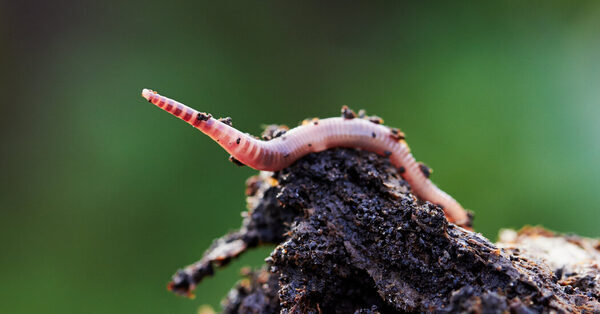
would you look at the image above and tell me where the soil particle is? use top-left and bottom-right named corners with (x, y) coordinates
top-left (390, 128), bottom-right (406, 141)
top-left (196, 112), bottom-right (212, 121)
top-left (218, 117), bottom-right (233, 126)
top-left (367, 116), bottom-right (384, 124)
top-left (418, 162), bottom-right (432, 178)
top-left (341, 106), bottom-right (357, 119)
top-left (228, 155), bottom-right (245, 167)
top-left (261, 125), bottom-right (289, 141)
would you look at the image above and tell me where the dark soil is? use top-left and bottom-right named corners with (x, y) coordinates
top-left (168, 148), bottom-right (600, 313)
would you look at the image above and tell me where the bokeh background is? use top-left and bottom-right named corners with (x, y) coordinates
top-left (2, 1), bottom-right (599, 313)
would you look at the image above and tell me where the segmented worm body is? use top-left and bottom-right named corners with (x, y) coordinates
top-left (141, 89), bottom-right (471, 228)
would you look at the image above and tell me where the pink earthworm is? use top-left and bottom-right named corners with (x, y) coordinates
top-left (141, 89), bottom-right (471, 228)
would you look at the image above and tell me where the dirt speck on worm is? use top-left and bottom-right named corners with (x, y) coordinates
top-left (419, 162), bottom-right (432, 178)
top-left (228, 155), bottom-right (245, 167)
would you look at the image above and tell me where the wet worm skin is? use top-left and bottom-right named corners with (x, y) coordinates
top-left (141, 89), bottom-right (471, 228)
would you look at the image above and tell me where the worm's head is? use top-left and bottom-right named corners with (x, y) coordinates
top-left (141, 88), bottom-right (157, 101)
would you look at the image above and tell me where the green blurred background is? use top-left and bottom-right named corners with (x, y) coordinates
top-left (2, 1), bottom-right (599, 313)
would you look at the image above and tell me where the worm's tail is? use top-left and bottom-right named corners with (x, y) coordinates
top-left (141, 89), bottom-right (262, 167)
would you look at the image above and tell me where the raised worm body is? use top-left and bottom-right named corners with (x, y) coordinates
top-left (141, 89), bottom-right (471, 228)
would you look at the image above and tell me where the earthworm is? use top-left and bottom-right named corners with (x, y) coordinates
top-left (141, 89), bottom-right (471, 228)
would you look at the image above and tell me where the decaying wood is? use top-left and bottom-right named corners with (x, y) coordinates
top-left (169, 149), bottom-right (600, 313)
